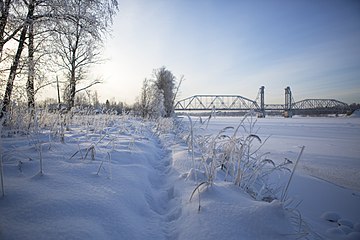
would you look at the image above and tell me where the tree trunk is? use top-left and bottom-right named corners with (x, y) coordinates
top-left (26, 20), bottom-right (35, 113)
top-left (67, 67), bottom-right (76, 111)
top-left (67, 28), bottom-right (79, 111)
top-left (0, 0), bottom-right (12, 58)
top-left (0, 0), bottom-right (34, 120)
top-left (56, 76), bottom-right (61, 105)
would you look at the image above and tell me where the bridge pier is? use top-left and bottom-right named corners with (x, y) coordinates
top-left (284, 86), bottom-right (293, 118)
top-left (257, 86), bottom-right (266, 118)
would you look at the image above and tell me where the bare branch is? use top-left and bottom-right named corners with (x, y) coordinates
top-left (75, 79), bottom-right (102, 94)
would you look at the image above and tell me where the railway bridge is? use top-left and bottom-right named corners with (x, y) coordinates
top-left (174, 86), bottom-right (350, 117)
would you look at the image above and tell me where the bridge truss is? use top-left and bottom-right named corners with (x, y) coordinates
top-left (174, 87), bottom-right (350, 116)
top-left (292, 99), bottom-right (349, 115)
top-left (174, 95), bottom-right (259, 111)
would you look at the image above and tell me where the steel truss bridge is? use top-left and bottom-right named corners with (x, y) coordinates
top-left (174, 86), bottom-right (350, 117)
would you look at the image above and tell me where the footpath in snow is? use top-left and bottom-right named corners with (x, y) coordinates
top-left (0, 117), bottom-right (183, 239)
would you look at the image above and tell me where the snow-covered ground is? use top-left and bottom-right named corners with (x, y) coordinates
top-left (0, 114), bottom-right (359, 239)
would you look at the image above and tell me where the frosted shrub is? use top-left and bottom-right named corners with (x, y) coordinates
top-left (66, 113), bottom-right (118, 179)
top-left (185, 112), bottom-right (300, 204)
top-left (1, 104), bottom-right (30, 136)
top-left (155, 117), bottom-right (174, 134)
top-left (199, 126), bottom-right (234, 186)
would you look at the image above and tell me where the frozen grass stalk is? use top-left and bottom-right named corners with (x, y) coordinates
top-left (186, 114), bottom-right (197, 183)
top-left (281, 146), bottom-right (305, 202)
top-left (108, 152), bottom-right (112, 179)
top-left (96, 152), bottom-right (112, 178)
top-left (189, 181), bottom-right (209, 212)
top-left (39, 143), bottom-right (43, 175)
top-left (59, 113), bottom-right (65, 143)
top-left (34, 110), bottom-right (44, 175)
top-left (96, 159), bottom-right (104, 175)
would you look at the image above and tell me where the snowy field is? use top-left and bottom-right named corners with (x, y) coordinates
top-left (0, 113), bottom-right (359, 240)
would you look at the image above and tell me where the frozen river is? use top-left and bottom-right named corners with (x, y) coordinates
top-left (195, 116), bottom-right (360, 191)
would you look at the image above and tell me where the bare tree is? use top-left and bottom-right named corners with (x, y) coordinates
top-left (53, 0), bottom-right (118, 111)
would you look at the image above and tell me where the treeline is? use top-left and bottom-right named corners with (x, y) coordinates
top-left (38, 64), bottom-right (185, 117)
top-left (0, 0), bottom-right (118, 123)
top-left (349, 103), bottom-right (360, 112)
top-left (40, 92), bottom-right (129, 115)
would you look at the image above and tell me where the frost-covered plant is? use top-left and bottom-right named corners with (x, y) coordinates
top-left (44, 111), bottom-right (69, 144)
top-left (96, 152), bottom-right (112, 179)
top-left (281, 146), bottom-right (305, 202)
top-left (1, 103), bottom-right (29, 136)
top-left (68, 116), bottom-right (117, 179)
top-left (70, 134), bottom-right (108, 161)
top-left (227, 116), bottom-right (295, 201)
top-left (189, 181), bottom-right (209, 212)
top-left (155, 117), bottom-right (174, 134)
top-left (186, 115), bottom-right (197, 182)
top-left (31, 109), bottom-right (44, 175)
top-left (200, 126), bottom-right (234, 186)
top-left (285, 203), bottom-right (309, 238)
top-left (185, 112), bottom-right (300, 203)
top-left (59, 113), bottom-right (66, 143)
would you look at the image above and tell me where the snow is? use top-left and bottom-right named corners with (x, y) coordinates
top-left (0, 114), bottom-right (359, 239)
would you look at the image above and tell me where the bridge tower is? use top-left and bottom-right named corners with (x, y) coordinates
top-left (284, 86), bottom-right (293, 118)
top-left (258, 86), bottom-right (265, 117)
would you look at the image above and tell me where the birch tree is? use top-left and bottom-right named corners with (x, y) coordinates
top-left (0, 0), bottom-right (35, 119)
top-left (0, 0), bottom-right (24, 61)
top-left (1, 0), bottom-right (56, 118)
top-left (25, 1), bottom-right (52, 111)
top-left (53, 0), bottom-right (118, 111)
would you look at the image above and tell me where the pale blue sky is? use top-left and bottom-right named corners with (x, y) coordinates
top-left (94, 0), bottom-right (360, 104)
